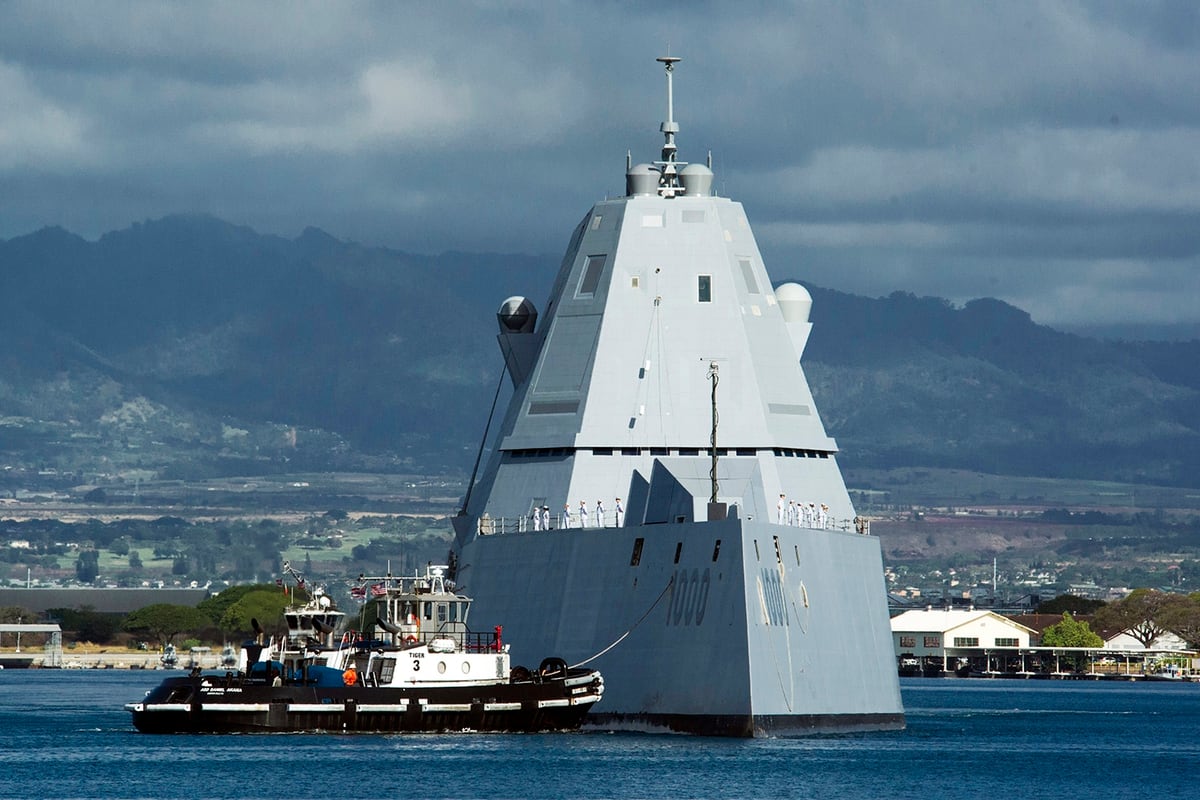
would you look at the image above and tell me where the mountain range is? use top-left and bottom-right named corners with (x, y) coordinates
top-left (2, 216), bottom-right (1197, 488)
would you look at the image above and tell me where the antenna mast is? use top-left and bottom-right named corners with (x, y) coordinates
top-left (655, 54), bottom-right (686, 196)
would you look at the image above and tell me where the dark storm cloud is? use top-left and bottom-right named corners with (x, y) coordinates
top-left (2, 1), bottom-right (1198, 331)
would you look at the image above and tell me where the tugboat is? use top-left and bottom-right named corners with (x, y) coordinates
top-left (125, 563), bottom-right (603, 733)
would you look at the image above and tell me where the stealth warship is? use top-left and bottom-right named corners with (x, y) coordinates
top-left (450, 57), bottom-right (904, 736)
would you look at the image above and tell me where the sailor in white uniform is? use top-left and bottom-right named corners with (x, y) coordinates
top-left (579, 500), bottom-right (589, 528)
top-left (532, 506), bottom-right (541, 531)
top-left (596, 499), bottom-right (606, 527)
top-left (777, 494), bottom-right (786, 525)
top-left (614, 498), bottom-right (624, 527)
top-left (786, 500), bottom-right (796, 527)
top-left (561, 503), bottom-right (572, 529)
top-left (541, 505), bottom-right (551, 531)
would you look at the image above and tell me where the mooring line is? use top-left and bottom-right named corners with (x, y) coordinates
top-left (571, 574), bottom-right (676, 668)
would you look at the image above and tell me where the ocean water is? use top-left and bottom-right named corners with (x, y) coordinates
top-left (0, 672), bottom-right (1195, 799)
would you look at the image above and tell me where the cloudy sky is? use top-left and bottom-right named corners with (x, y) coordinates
top-left (3, 1), bottom-right (1198, 337)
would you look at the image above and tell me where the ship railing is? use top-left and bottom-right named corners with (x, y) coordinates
top-left (478, 513), bottom-right (625, 534)
top-left (478, 512), bottom-right (871, 534)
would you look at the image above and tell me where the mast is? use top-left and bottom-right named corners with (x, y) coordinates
top-left (655, 54), bottom-right (685, 196)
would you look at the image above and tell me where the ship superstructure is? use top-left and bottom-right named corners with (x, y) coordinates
top-left (451, 57), bottom-right (904, 736)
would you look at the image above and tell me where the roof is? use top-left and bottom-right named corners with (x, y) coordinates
top-left (890, 608), bottom-right (1037, 635)
top-left (0, 588), bottom-right (209, 614)
top-left (0, 623), bottom-right (62, 633)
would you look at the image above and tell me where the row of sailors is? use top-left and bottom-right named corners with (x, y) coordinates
top-left (777, 495), bottom-right (831, 529)
top-left (529, 499), bottom-right (626, 530)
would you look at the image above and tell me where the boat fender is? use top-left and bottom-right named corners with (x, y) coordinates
top-left (343, 668), bottom-right (357, 686)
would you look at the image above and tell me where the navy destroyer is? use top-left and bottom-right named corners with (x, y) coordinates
top-left (450, 56), bottom-right (904, 736)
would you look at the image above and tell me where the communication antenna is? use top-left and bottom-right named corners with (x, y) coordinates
top-left (655, 54), bottom-right (687, 196)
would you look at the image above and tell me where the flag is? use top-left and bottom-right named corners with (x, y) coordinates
top-left (350, 586), bottom-right (367, 603)
top-left (371, 582), bottom-right (387, 598)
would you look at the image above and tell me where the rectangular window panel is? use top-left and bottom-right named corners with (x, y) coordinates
top-left (738, 257), bottom-right (759, 294)
top-left (900, 636), bottom-right (916, 648)
top-left (630, 538), bottom-right (644, 567)
top-left (577, 255), bottom-right (606, 297)
top-left (682, 209), bottom-right (705, 223)
top-left (697, 275), bottom-right (712, 303)
top-left (995, 638), bottom-right (1018, 647)
top-left (528, 401), bottom-right (580, 415)
top-left (924, 636), bottom-right (940, 648)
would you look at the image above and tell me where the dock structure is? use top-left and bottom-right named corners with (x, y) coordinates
top-left (890, 608), bottom-right (1198, 679)
top-left (0, 623), bottom-right (63, 668)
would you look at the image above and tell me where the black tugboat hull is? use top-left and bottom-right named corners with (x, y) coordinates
top-left (127, 670), bottom-right (603, 734)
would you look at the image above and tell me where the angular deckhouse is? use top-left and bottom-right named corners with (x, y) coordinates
top-left (451, 57), bottom-right (904, 736)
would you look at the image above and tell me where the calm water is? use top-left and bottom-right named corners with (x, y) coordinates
top-left (0, 671), bottom-right (1196, 799)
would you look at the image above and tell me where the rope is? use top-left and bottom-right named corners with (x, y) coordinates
top-left (571, 574), bottom-right (676, 668)
top-left (459, 365), bottom-right (508, 516)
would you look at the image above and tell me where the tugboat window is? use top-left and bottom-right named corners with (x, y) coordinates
top-left (697, 274), bottom-right (712, 302)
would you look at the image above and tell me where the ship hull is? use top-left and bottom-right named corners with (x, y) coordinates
top-left (456, 515), bottom-right (905, 736)
top-left (126, 671), bottom-right (602, 734)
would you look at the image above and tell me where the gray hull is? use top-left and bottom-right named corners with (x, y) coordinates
top-left (452, 57), bottom-right (904, 736)
top-left (457, 516), bottom-right (903, 736)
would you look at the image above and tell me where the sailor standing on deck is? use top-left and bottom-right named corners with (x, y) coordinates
top-left (777, 494), bottom-right (786, 525)
top-left (532, 506), bottom-right (541, 531)
top-left (541, 505), bottom-right (551, 531)
top-left (561, 503), bottom-right (572, 530)
top-left (615, 498), bottom-right (624, 527)
top-left (596, 499), bottom-right (606, 527)
top-left (579, 500), bottom-right (590, 528)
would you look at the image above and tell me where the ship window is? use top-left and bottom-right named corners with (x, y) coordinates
top-left (577, 255), bottom-right (606, 297)
top-left (621, 448), bottom-right (640, 456)
top-left (712, 540), bottom-right (721, 562)
top-left (673, 542), bottom-right (683, 564)
top-left (378, 658), bottom-right (396, 683)
top-left (773, 535), bottom-right (782, 565)
top-left (736, 448), bottom-right (756, 457)
top-left (631, 276), bottom-right (640, 289)
top-left (630, 538), bottom-right (644, 566)
top-left (697, 275), bottom-right (712, 303)
top-left (650, 447), bottom-right (668, 456)
top-left (592, 448), bottom-right (613, 456)
top-left (738, 258), bottom-right (759, 294)
top-left (590, 214), bottom-right (603, 231)
top-left (678, 448), bottom-right (699, 456)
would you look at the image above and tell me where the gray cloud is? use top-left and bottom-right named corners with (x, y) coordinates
top-left (2, 1), bottom-right (1198, 333)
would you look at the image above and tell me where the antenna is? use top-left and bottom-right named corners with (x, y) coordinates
top-left (655, 54), bottom-right (686, 196)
